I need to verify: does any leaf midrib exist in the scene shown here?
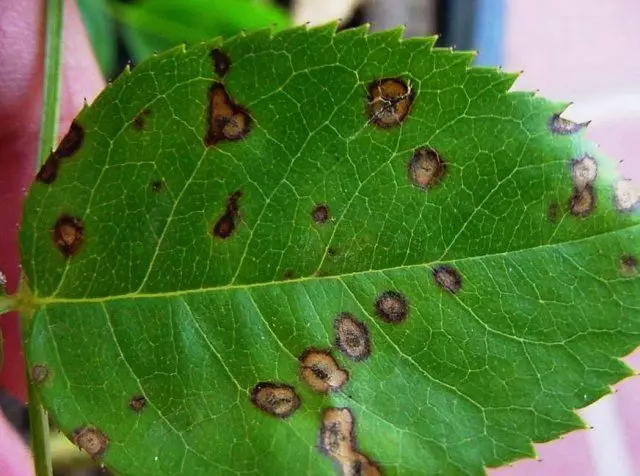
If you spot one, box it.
[34,221,639,305]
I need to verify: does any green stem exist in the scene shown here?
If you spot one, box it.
[36,0,64,168]
[0,294,17,315]
[27,1,64,475]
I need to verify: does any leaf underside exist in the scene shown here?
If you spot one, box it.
[21,24,640,476]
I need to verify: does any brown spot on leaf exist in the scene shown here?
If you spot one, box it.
[213,191,242,239]
[36,121,84,184]
[283,269,295,280]
[129,395,146,412]
[250,382,300,418]
[571,156,598,190]
[433,265,462,293]
[132,108,151,130]
[408,148,447,189]
[334,313,371,362]
[312,204,331,224]
[30,364,49,383]
[620,255,638,277]
[150,180,163,192]
[319,408,382,475]
[52,215,85,257]
[205,83,251,146]
[374,291,408,324]
[211,48,231,77]
[299,349,349,393]
[548,203,560,223]
[569,185,595,217]
[613,180,640,213]
[367,78,414,128]
[549,114,589,135]
[71,427,109,458]
[319,407,355,458]
[328,246,340,257]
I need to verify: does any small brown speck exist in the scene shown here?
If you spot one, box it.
[129,395,146,412]
[211,49,231,77]
[150,180,163,192]
[132,109,151,130]
[312,204,331,224]
[620,255,638,277]
[30,364,49,383]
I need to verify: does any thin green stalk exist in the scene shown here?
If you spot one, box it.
[27,1,64,475]
[0,295,17,315]
[36,0,64,168]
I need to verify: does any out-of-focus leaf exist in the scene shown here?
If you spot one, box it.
[77,0,116,77]
[112,0,291,62]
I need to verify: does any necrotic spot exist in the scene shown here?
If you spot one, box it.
[334,313,371,361]
[346,457,383,476]
[549,114,588,135]
[71,427,109,458]
[250,382,300,418]
[213,191,242,239]
[205,83,251,146]
[210,48,231,77]
[571,156,598,190]
[150,180,163,192]
[408,148,447,189]
[366,78,414,128]
[132,108,151,130]
[299,349,349,393]
[374,291,408,324]
[547,203,560,223]
[432,265,462,293]
[312,204,331,224]
[620,255,638,276]
[30,364,49,383]
[36,121,84,184]
[569,185,595,217]
[613,180,640,213]
[129,395,146,412]
[52,215,85,257]
[319,407,355,458]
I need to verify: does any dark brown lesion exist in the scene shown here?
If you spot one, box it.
[374,290,409,323]
[334,313,371,362]
[205,83,252,146]
[299,349,348,393]
[250,382,300,418]
[620,254,638,277]
[549,113,589,135]
[71,427,109,459]
[129,395,147,412]
[150,180,164,192]
[366,78,415,128]
[432,265,462,293]
[132,108,151,131]
[52,214,85,257]
[36,121,85,184]
[408,148,447,190]
[210,48,231,77]
[312,204,331,224]
[212,190,243,239]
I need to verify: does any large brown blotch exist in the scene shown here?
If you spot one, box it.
[36,121,85,184]
[205,83,251,146]
[299,349,349,393]
[250,382,300,418]
[366,78,414,128]
[334,313,371,362]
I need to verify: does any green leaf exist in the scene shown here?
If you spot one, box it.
[77,0,116,77]
[112,0,291,63]
[21,25,640,475]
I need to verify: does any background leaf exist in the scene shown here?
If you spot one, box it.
[76,0,117,77]
[21,25,640,475]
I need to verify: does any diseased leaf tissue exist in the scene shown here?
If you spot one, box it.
[20,24,640,475]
